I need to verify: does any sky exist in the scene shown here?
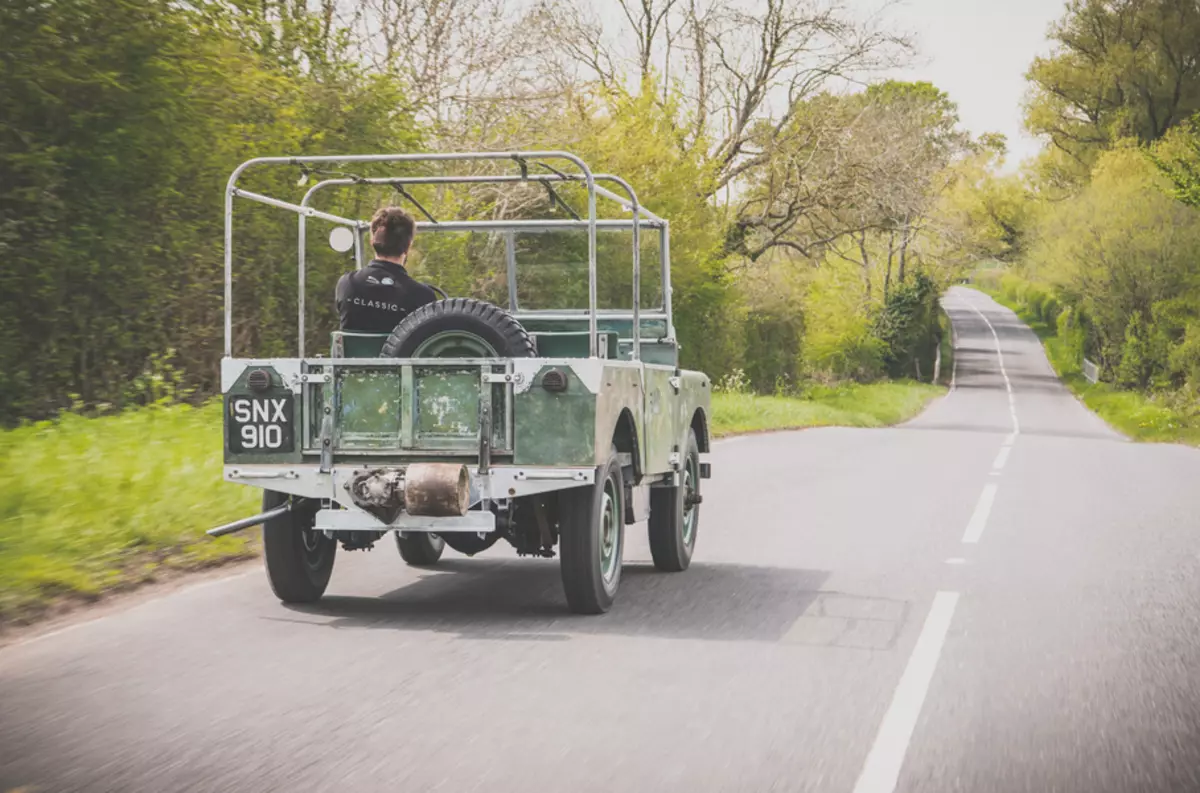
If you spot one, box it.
[872,0,1068,169]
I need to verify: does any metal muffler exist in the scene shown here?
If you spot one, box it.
[404,463,470,517]
[345,463,469,523]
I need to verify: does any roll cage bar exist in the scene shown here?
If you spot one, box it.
[223,151,674,360]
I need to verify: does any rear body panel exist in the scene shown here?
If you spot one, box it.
[222,356,710,496]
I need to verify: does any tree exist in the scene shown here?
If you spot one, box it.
[1025,0,1200,183]
[535,0,912,194]
[0,0,421,421]
[1151,116,1200,207]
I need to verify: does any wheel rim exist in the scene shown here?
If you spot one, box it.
[682,456,699,546]
[599,477,621,586]
[299,527,328,573]
[413,330,498,358]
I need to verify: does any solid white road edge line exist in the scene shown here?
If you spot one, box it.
[992,446,1012,471]
[851,591,961,793]
[961,483,999,544]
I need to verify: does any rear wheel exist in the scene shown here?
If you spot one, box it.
[395,532,445,566]
[262,491,336,603]
[559,448,624,614]
[648,429,701,572]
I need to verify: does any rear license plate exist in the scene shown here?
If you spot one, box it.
[228,395,295,453]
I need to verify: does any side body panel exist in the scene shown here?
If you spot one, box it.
[642,366,678,474]
[512,365,597,466]
[593,363,646,470]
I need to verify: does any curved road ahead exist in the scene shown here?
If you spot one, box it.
[6,287,1200,793]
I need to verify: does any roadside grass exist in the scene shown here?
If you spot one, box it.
[980,287,1200,445]
[711,381,944,437]
[1,379,943,627]
[0,402,259,626]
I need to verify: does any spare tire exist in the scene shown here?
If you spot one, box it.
[380,298,536,359]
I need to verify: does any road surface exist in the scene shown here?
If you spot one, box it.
[5,287,1200,793]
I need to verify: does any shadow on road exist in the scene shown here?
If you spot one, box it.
[279,560,831,643]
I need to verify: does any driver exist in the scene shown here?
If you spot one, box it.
[336,206,437,332]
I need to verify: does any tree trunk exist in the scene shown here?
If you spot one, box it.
[898,222,911,284]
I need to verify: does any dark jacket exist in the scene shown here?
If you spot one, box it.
[335,259,437,333]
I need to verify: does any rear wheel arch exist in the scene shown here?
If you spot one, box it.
[690,408,711,453]
[612,407,642,481]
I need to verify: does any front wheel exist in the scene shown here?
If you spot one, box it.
[262,491,336,603]
[559,448,625,614]
[648,429,701,572]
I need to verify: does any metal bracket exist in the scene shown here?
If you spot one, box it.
[479,402,493,475]
[515,470,590,482]
[391,183,438,223]
[512,154,529,179]
[668,376,681,393]
[319,408,334,473]
[295,372,332,385]
[227,469,299,480]
[483,372,524,385]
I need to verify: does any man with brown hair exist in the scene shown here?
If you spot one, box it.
[335,206,438,332]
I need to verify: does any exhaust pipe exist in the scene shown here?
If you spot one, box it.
[207,502,292,538]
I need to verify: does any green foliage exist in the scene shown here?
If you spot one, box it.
[1118,311,1154,389]
[1150,118,1200,208]
[873,272,940,379]
[1025,0,1200,185]
[0,6,974,426]
[0,0,420,422]
[802,259,886,382]
[1022,146,1200,377]
[980,278,1200,445]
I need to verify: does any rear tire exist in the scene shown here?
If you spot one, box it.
[648,429,701,572]
[559,448,624,614]
[395,532,445,566]
[262,491,336,603]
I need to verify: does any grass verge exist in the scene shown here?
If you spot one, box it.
[1,380,943,628]
[978,286,1200,445]
[0,402,259,628]
[711,380,944,437]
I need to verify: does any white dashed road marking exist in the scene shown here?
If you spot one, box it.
[962,484,999,544]
[852,591,961,793]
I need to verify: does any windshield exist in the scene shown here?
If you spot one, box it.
[406,228,664,312]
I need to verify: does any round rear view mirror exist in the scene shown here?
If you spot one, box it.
[329,226,355,253]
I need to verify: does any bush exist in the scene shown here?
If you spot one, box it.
[873,272,940,379]
[742,310,804,395]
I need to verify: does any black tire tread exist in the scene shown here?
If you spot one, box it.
[559,450,624,614]
[395,533,445,566]
[380,298,536,358]
[262,491,336,603]
[648,429,700,572]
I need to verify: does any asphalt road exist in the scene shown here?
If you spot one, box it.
[5,286,1200,793]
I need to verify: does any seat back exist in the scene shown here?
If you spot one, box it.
[331,331,390,358]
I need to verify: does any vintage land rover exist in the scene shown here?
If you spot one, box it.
[210,151,711,614]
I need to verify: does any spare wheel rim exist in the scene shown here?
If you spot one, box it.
[413,330,498,358]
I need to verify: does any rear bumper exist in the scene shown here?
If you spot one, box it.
[226,464,594,496]
[314,508,495,533]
